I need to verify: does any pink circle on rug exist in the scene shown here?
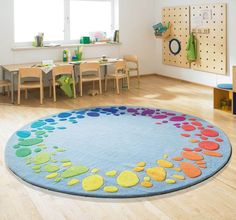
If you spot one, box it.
[170,116,186,122]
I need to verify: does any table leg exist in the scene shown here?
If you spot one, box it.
[73,65,78,84]
[104,65,108,78]
[73,64,79,94]
[10,73,15,104]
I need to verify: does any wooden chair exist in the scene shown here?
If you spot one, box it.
[49,65,76,102]
[17,68,43,105]
[105,60,130,94]
[123,55,140,83]
[0,80,11,97]
[79,62,102,96]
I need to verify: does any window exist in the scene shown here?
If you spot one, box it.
[14,0,64,42]
[70,0,113,40]
[14,0,117,44]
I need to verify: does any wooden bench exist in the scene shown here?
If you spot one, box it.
[213,66,236,115]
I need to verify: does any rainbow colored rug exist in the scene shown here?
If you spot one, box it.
[5,106,231,198]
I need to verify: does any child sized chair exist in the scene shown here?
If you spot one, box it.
[49,65,76,102]
[123,55,140,83]
[0,80,11,97]
[79,62,102,96]
[17,68,44,105]
[105,60,130,95]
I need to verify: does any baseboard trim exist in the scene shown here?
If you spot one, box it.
[129,73,157,78]
[154,73,212,89]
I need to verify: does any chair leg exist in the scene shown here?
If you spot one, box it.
[17,87,21,105]
[80,80,83,97]
[25,89,28,99]
[99,79,102,94]
[73,82,76,99]
[53,84,56,102]
[40,86,43,105]
[116,78,120,95]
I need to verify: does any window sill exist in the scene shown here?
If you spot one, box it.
[11,42,121,51]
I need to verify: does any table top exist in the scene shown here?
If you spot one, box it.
[1,61,68,73]
[2,58,122,73]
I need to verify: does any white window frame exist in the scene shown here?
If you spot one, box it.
[13,0,116,46]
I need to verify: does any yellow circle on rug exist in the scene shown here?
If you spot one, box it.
[117,171,139,187]
[104,186,119,193]
[82,175,104,191]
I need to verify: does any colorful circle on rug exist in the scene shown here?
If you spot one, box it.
[5,106,232,198]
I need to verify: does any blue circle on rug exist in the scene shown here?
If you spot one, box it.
[5,106,232,198]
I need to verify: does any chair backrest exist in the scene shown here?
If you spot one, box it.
[114,61,127,75]
[115,60,126,70]
[52,65,74,77]
[80,62,100,77]
[123,55,138,64]
[19,67,42,79]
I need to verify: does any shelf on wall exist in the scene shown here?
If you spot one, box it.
[11,42,121,51]
[155,26,171,39]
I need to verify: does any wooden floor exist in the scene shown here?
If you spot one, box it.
[0,75,236,220]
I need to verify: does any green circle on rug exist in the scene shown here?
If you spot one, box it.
[5,106,232,198]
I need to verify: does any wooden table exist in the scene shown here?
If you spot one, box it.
[1,58,122,103]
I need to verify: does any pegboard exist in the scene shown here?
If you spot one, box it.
[191,4,227,75]
[162,6,190,68]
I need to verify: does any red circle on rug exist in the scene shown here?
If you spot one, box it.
[191,121,202,127]
[199,141,219,151]
[201,129,219,137]
[181,134,190,137]
[215,138,223,142]
[182,125,196,131]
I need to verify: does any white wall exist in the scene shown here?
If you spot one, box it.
[155,0,236,87]
[0,0,157,81]
[119,0,157,75]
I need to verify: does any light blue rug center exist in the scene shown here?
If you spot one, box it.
[45,115,185,170]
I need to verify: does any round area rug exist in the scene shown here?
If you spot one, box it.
[5,106,232,198]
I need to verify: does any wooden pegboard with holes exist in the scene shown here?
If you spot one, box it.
[191,4,227,75]
[162,6,190,68]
